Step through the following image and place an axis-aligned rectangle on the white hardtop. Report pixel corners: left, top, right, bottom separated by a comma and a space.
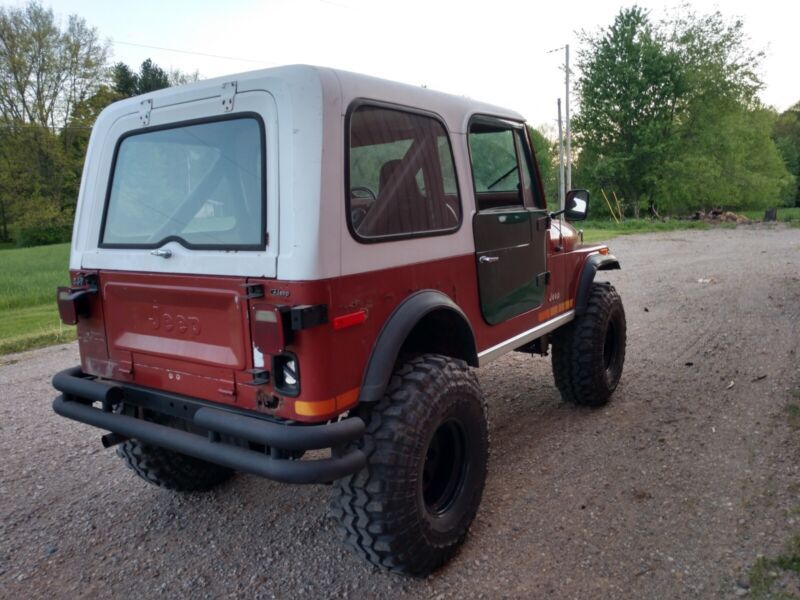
71, 65, 528, 280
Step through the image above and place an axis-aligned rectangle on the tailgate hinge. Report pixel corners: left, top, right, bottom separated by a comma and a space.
241, 283, 265, 300
221, 81, 238, 112
243, 368, 270, 386
139, 98, 152, 126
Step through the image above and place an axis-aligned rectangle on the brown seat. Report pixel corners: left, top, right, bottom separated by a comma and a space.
357, 158, 430, 237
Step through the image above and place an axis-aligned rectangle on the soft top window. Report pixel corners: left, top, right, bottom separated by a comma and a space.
101, 115, 265, 249
347, 104, 461, 242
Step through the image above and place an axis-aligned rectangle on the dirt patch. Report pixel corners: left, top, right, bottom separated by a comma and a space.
1, 226, 799, 598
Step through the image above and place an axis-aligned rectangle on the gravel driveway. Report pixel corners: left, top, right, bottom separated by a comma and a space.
1, 225, 799, 599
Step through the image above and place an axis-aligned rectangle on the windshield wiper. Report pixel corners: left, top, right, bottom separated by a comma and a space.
487, 164, 518, 190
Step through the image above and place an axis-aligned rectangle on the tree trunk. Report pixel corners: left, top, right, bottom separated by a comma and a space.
0, 200, 8, 242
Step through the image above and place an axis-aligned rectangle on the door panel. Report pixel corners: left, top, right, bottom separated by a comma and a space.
473, 207, 549, 325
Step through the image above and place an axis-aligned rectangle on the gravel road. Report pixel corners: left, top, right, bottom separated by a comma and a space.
1, 225, 799, 599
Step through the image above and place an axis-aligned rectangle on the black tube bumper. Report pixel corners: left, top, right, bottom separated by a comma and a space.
52, 367, 366, 484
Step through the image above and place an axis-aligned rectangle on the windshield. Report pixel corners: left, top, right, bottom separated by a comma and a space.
101, 116, 264, 249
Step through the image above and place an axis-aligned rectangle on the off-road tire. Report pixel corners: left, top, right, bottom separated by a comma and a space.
551, 282, 626, 407
117, 438, 234, 492
330, 354, 489, 577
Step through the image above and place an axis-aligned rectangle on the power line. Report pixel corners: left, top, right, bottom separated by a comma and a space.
110, 39, 274, 66
0, 123, 92, 130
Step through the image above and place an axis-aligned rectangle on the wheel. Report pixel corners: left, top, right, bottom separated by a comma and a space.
116, 414, 234, 492
551, 282, 626, 407
330, 354, 489, 577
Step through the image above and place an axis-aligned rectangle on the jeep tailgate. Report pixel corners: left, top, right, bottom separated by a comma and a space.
99, 271, 252, 402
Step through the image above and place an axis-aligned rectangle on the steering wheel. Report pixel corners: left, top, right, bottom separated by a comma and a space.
350, 186, 377, 201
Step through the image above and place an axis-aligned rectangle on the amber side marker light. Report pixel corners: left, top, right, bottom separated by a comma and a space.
332, 310, 367, 331
599, 247, 610, 255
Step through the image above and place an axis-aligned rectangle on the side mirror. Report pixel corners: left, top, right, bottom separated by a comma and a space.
565, 189, 589, 221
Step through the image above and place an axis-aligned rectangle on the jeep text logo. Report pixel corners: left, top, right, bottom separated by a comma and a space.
147, 305, 201, 336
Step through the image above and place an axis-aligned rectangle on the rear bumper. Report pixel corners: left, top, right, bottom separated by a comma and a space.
52, 367, 365, 484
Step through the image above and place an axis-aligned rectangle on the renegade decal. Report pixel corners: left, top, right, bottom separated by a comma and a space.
538, 299, 575, 322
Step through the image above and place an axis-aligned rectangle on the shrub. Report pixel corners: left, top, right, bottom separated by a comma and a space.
13, 200, 74, 248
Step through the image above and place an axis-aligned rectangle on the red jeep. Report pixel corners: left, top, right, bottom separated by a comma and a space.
52, 65, 625, 576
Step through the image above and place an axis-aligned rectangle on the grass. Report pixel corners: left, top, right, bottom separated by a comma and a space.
0, 243, 74, 355
580, 218, 710, 243
787, 403, 800, 430
0, 243, 71, 310
580, 206, 800, 243
741, 207, 800, 223
749, 535, 800, 599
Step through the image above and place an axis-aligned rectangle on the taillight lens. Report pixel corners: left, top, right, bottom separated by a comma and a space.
251, 304, 292, 355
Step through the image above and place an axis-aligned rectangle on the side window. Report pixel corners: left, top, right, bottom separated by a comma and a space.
469, 120, 540, 211
348, 105, 461, 241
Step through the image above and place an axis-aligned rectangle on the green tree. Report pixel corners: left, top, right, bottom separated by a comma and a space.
574, 7, 683, 216
110, 62, 138, 97
528, 125, 558, 209
0, 1, 107, 242
137, 58, 170, 94
773, 101, 800, 205
0, 123, 70, 242
0, 1, 108, 129
111, 58, 184, 98
574, 6, 792, 215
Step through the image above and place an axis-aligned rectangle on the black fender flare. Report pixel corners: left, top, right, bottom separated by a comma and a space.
358, 290, 478, 403
575, 253, 621, 315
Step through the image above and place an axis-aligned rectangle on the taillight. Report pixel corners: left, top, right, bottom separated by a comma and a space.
251, 305, 292, 355
272, 352, 300, 396
249, 301, 325, 393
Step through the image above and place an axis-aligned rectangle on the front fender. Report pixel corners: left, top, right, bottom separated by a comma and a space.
575, 253, 621, 315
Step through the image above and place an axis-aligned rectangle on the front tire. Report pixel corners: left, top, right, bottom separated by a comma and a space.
330, 354, 489, 577
551, 282, 626, 407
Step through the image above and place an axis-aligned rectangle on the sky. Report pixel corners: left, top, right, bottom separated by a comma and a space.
14, 0, 800, 130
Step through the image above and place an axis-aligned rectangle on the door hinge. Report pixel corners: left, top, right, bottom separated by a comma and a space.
139, 99, 152, 126
221, 81, 237, 112
536, 216, 552, 231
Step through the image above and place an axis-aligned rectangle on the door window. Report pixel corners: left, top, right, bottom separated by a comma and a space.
469, 122, 523, 210
469, 120, 544, 211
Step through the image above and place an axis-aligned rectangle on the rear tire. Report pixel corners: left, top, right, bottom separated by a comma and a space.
116, 415, 234, 492
551, 282, 626, 407
330, 354, 489, 577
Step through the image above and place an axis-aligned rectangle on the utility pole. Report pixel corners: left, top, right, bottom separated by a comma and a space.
565, 44, 571, 193
557, 98, 565, 214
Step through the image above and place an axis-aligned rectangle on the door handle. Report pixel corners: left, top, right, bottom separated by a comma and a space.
479, 255, 500, 264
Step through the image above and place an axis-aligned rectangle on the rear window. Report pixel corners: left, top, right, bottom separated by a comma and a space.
101, 115, 265, 249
